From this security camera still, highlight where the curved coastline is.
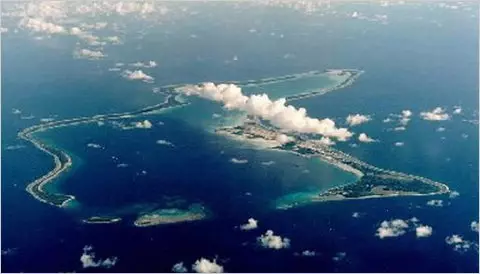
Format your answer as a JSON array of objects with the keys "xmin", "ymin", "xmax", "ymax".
[
  {"xmin": 19, "ymin": 94, "xmax": 189, "ymax": 207},
  {"xmin": 18, "ymin": 68, "xmax": 429, "ymax": 211}
]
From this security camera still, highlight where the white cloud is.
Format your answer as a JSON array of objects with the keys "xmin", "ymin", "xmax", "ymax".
[
  {"xmin": 352, "ymin": 11, "xmax": 359, "ymax": 18},
  {"xmin": 12, "ymin": 108, "xmax": 21, "ymax": 115},
  {"xmin": 172, "ymin": 262, "xmax": 188, "ymax": 273},
  {"xmin": 230, "ymin": 158, "xmax": 248, "ymax": 164},
  {"xmin": 416, "ymin": 225, "xmax": 433, "ymax": 237},
  {"xmin": 332, "ymin": 252, "xmax": 346, "ymax": 261},
  {"xmin": 420, "ymin": 107, "xmax": 450, "ymax": 121},
  {"xmin": 453, "ymin": 106, "xmax": 462, "ymax": 114},
  {"xmin": 276, "ymin": 134, "xmax": 294, "ymax": 144},
  {"xmin": 240, "ymin": 218, "xmax": 258, "ymax": 231},
  {"xmin": 445, "ymin": 235, "xmax": 475, "ymax": 252},
  {"xmin": 449, "ymin": 191, "xmax": 460, "ymax": 199},
  {"xmin": 130, "ymin": 61, "xmax": 157, "ymax": 68},
  {"xmin": 257, "ymin": 230, "xmax": 290, "ymax": 249},
  {"xmin": 319, "ymin": 136, "xmax": 335, "ymax": 146},
  {"xmin": 105, "ymin": 36, "xmax": 122, "ymax": 44},
  {"xmin": 352, "ymin": 212, "xmax": 361, "ymax": 218},
  {"xmin": 122, "ymin": 70, "xmax": 154, "ymax": 83},
  {"xmin": 87, "ymin": 143, "xmax": 103, "ymax": 149},
  {"xmin": 393, "ymin": 126, "xmax": 406, "ymax": 131},
  {"xmin": 436, "ymin": 127, "xmax": 446, "ymax": 132},
  {"xmin": 394, "ymin": 142, "xmax": 404, "ymax": 147},
  {"xmin": 301, "ymin": 250, "xmax": 316, "ymax": 257},
  {"xmin": 80, "ymin": 246, "xmax": 117, "ymax": 269},
  {"xmin": 156, "ymin": 139, "xmax": 174, "ymax": 147},
  {"xmin": 358, "ymin": 133, "xmax": 377, "ymax": 143},
  {"xmin": 1, "ymin": 27, "xmax": 8, "ymax": 33},
  {"xmin": 134, "ymin": 120, "xmax": 152, "ymax": 129},
  {"xmin": 261, "ymin": 161, "xmax": 275, "ymax": 166},
  {"xmin": 471, "ymin": 221, "xmax": 479, "ymax": 233},
  {"xmin": 383, "ymin": 118, "xmax": 393, "ymax": 123},
  {"xmin": 19, "ymin": 17, "xmax": 66, "ymax": 34},
  {"xmin": 74, "ymin": 48, "xmax": 105, "ymax": 60},
  {"xmin": 402, "ymin": 110, "xmax": 413, "ymax": 118},
  {"xmin": 192, "ymin": 258, "xmax": 224, "ymax": 273},
  {"xmin": 376, "ymin": 219, "xmax": 409, "ymax": 239},
  {"xmin": 426, "ymin": 200, "xmax": 443, "ymax": 207},
  {"xmin": 176, "ymin": 83, "xmax": 352, "ymax": 141},
  {"xmin": 346, "ymin": 114, "xmax": 371, "ymax": 126}
]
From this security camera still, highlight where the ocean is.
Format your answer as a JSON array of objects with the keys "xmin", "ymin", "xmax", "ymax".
[{"xmin": 2, "ymin": 2, "xmax": 478, "ymax": 272}]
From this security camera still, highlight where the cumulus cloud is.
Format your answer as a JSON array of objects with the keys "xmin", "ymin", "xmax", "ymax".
[
  {"xmin": 261, "ymin": 161, "xmax": 275, "ymax": 166},
  {"xmin": 352, "ymin": 212, "xmax": 361, "ymax": 218},
  {"xmin": 393, "ymin": 126, "xmax": 406, "ymax": 131},
  {"xmin": 172, "ymin": 262, "xmax": 188, "ymax": 273},
  {"xmin": 240, "ymin": 218, "xmax": 258, "ymax": 231},
  {"xmin": 276, "ymin": 134, "xmax": 294, "ymax": 144},
  {"xmin": 156, "ymin": 139, "xmax": 174, "ymax": 147},
  {"xmin": 416, "ymin": 225, "xmax": 433, "ymax": 238},
  {"xmin": 445, "ymin": 235, "xmax": 475, "ymax": 252},
  {"xmin": 122, "ymin": 70, "xmax": 154, "ymax": 83},
  {"xmin": 346, "ymin": 114, "xmax": 371, "ymax": 126},
  {"xmin": 436, "ymin": 127, "xmax": 446, "ymax": 132},
  {"xmin": 12, "ymin": 108, "xmax": 21, "ymax": 115},
  {"xmin": 176, "ymin": 83, "xmax": 352, "ymax": 141},
  {"xmin": 358, "ymin": 133, "xmax": 377, "ymax": 143},
  {"xmin": 383, "ymin": 118, "xmax": 393, "ymax": 123},
  {"xmin": 230, "ymin": 158, "xmax": 248, "ymax": 164},
  {"xmin": 80, "ymin": 246, "xmax": 117, "ymax": 269},
  {"xmin": 420, "ymin": 107, "xmax": 450, "ymax": 121},
  {"xmin": 19, "ymin": 17, "xmax": 66, "ymax": 34},
  {"xmin": 332, "ymin": 252, "xmax": 346, "ymax": 261},
  {"xmin": 134, "ymin": 120, "xmax": 153, "ymax": 129},
  {"xmin": 426, "ymin": 200, "xmax": 443, "ymax": 207},
  {"xmin": 301, "ymin": 250, "xmax": 316, "ymax": 257},
  {"xmin": 192, "ymin": 258, "xmax": 224, "ymax": 273},
  {"xmin": 471, "ymin": 221, "xmax": 479, "ymax": 233},
  {"xmin": 319, "ymin": 136, "xmax": 336, "ymax": 146},
  {"xmin": 74, "ymin": 48, "xmax": 105, "ymax": 60},
  {"xmin": 257, "ymin": 230, "xmax": 290, "ymax": 249},
  {"xmin": 449, "ymin": 191, "xmax": 460, "ymax": 199},
  {"xmin": 376, "ymin": 219, "xmax": 409, "ymax": 239},
  {"xmin": 453, "ymin": 106, "xmax": 462, "ymax": 114},
  {"xmin": 130, "ymin": 61, "xmax": 157, "ymax": 68}
]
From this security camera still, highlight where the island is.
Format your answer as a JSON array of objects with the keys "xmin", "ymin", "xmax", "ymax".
[
  {"xmin": 216, "ymin": 119, "xmax": 450, "ymax": 209},
  {"xmin": 17, "ymin": 68, "xmax": 448, "ymax": 213},
  {"xmin": 83, "ymin": 216, "xmax": 122, "ymax": 224},
  {"xmin": 18, "ymin": 94, "xmax": 189, "ymax": 207},
  {"xmin": 133, "ymin": 204, "xmax": 208, "ymax": 227}
]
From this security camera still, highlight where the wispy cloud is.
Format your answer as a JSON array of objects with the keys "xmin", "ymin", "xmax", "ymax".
[
  {"xmin": 230, "ymin": 158, "xmax": 248, "ymax": 164},
  {"xmin": 156, "ymin": 139, "xmax": 174, "ymax": 147},
  {"xmin": 80, "ymin": 246, "xmax": 117, "ymax": 269},
  {"xmin": 426, "ymin": 199, "xmax": 444, "ymax": 207},
  {"xmin": 74, "ymin": 48, "xmax": 105, "ymax": 60},
  {"xmin": 19, "ymin": 17, "xmax": 66, "ymax": 34},
  {"xmin": 130, "ymin": 61, "xmax": 157, "ymax": 68},
  {"xmin": 172, "ymin": 262, "xmax": 188, "ymax": 273}
]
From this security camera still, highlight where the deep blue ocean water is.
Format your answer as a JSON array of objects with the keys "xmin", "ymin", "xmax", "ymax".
[{"xmin": 2, "ymin": 2, "xmax": 478, "ymax": 272}]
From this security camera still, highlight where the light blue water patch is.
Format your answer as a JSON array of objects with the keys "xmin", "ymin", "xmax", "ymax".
[{"xmin": 241, "ymin": 74, "xmax": 343, "ymax": 99}]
